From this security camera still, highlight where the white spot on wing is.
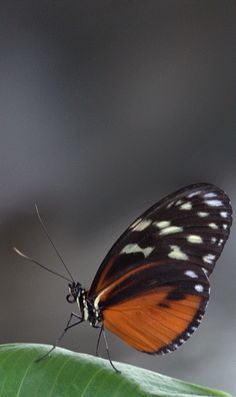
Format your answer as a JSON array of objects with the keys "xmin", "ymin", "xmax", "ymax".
[
  {"xmin": 188, "ymin": 191, "xmax": 201, "ymax": 198},
  {"xmin": 203, "ymin": 253, "xmax": 215, "ymax": 264},
  {"xmin": 121, "ymin": 243, "xmax": 154, "ymax": 258},
  {"xmin": 168, "ymin": 245, "xmax": 188, "ymax": 260},
  {"xmin": 195, "ymin": 284, "xmax": 204, "ymax": 292},
  {"xmin": 211, "ymin": 237, "xmax": 217, "ymax": 243},
  {"xmin": 180, "ymin": 202, "xmax": 192, "ymax": 210},
  {"xmin": 209, "ymin": 222, "xmax": 218, "ymax": 229},
  {"xmin": 218, "ymin": 238, "xmax": 224, "ymax": 246},
  {"xmin": 176, "ymin": 200, "xmax": 183, "ymax": 206},
  {"xmin": 223, "ymin": 224, "xmax": 228, "ymax": 230},
  {"xmin": 187, "ymin": 235, "xmax": 203, "ymax": 244},
  {"xmin": 154, "ymin": 220, "xmax": 171, "ymax": 229},
  {"xmin": 205, "ymin": 199, "xmax": 222, "ymax": 207},
  {"xmin": 204, "ymin": 192, "xmax": 217, "ymax": 198},
  {"xmin": 159, "ymin": 226, "xmax": 183, "ymax": 236},
  {"xmin": 132, "ymin": 219, "xmax": 152, "ymax": 231},
  {"xmin": 220, "ymin": 211, "xmax": 228, "ymax": 218},
  {"xmin": 185, "ymin": 270, "xmax": 198, "ymax": 278},
  {"xmin": 198, "ymin": 211, "xmax": 209, "ymax": 217}
]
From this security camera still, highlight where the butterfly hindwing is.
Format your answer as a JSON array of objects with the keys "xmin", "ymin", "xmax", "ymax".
[{"xmin": 100, "ymin": 262, "xmax": 209, "ymax": 354}]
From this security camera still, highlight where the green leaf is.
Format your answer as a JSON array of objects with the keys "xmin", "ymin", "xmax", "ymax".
[{"xmin": 0, "ymin": 343, "xmax": 231, "ymax": 397}]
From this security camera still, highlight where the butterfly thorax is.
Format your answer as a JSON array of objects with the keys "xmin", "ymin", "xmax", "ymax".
[{"xmin": 67, "ymin": 282, "xmax": 102, "ymax": 327}]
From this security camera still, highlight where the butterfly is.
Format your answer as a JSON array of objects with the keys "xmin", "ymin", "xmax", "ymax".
[{"xmin": 15, "ymin": 183, "xmax": 232, "ymax": 365}]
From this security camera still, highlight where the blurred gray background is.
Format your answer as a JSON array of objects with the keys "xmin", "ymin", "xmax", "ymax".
[{"xmin": 0, "ymin": 1, "xmax": 235, "ymax": 395}]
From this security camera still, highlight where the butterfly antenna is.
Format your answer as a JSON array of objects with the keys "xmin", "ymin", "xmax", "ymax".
[
  {"xmin": 13, "ymin": 247, "xmax": 71, "ymax": 282},
  {"xmin": 34, "ymin": 204, "xmax": 75, "ymax": 283}
]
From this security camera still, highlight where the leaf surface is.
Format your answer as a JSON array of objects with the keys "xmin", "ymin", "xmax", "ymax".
[{"xmin": 0, "ymin": 344, "xmax": 231, "ymax": 397}]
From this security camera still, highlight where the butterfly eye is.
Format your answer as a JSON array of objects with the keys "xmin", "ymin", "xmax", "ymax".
[{"xmin": 66, "ymin": 294, "xmax": 76, "ymax": 303}]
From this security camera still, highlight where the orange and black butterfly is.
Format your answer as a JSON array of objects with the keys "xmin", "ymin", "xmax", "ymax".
[{"xmin": 15, "ymin": 183, "xmax": 232, "ymax": 366}]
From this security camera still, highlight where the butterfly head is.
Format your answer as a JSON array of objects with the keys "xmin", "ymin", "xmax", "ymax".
[{"xmin": 66, "ymin": 281, "xmax": 82, "ymax": 303}]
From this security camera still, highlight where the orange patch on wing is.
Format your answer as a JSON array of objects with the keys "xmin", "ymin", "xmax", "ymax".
[
  {"xmin": 103, "ymin": 288, "xmax": 203, "ymax": 353},
  {"xmin": 94, "ymin": 261, "xmax": 162, "ymax": 301},
  {"xmin": 94, "ymin": 258, "xmax": 163, "ymax": 296}
]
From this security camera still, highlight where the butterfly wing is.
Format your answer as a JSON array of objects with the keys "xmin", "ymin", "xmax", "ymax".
[
  {"xmin": 100, "ymin": 262, "xmax": 209, "ymax": 354},
  {"xmin": 89, "ymin": 183, "xmax": 232, "ymax": 296},
  {"xmin": 88, "ymin": 183, "xmax": 232, "ymax": 353}
]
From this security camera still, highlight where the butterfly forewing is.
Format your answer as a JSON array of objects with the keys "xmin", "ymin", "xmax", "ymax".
[
  {"xmin": 88, "ymin": 183, "xmax": 232, "ymax": 354},
  {"xmin": 90, "ymin": 183, "xmax": 232, "ymax": 296}
]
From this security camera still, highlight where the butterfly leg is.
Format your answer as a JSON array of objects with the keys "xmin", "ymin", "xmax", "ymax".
[
  {"xmin": 35, "ymin": 312, "xmax": 84, "ymax": 363},
  {"xmin": 95, "ymin": 326, "xmax": 103, "ymax": 357},
  {"xmin": 101, "ymin": 325, "xmax": 120, "ymax": 373}
]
